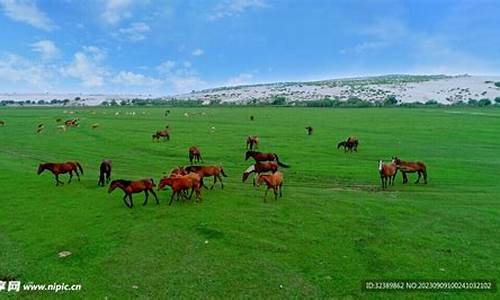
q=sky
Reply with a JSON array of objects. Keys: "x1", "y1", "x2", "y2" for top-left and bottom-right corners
[{"x1": 0, "y1": 0, "x2": 499, "y2": 95}]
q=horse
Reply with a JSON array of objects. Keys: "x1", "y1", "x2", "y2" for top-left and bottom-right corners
[
  {"x1": 188, "y1": 146, "x2": 202, "y2": 163},
  {"x1": 169, "y1": 166, "x2": 188, "y2": 177},
  {"x1": 242, "y1": 162, "x2": 279, "y2": 185},
  {"x1": 256, "y1": 172, "x2": 283, "y2": 201},
  {"x1": 152, "y1": 130, "x2": 170, "y2": 142},
  {"x1": 378, "y1": 160, "x2": 398, "y2": 189},
  {"x1": 245, "y1": 151, "x2": 289, "y2": 167},
  {"x1": 250, "y1": 115, "x2": 254, "y2": 121},
  {"x1": 158, "y1": 173, "x2": 202, "y2": 205},
  {"x1": 64, "y1": 118, "x2": 79, "y2": 127},
  {"x1": 37, "y1": 161, "x2": 84, "y2": 186},
  {"x1": 305, "y1": 126, "x2": 313, "y2": 135},
  {"x1": 108, "y1": 178, "x2": 158, "y2": 208},
  {"x1": 98, "y1": 159, "x2": 112, "y2": 187},
  {"x1": 184, "y1": 165, "x2": 228, "y2": 190},
  {"x1": 392, "y1": 157, "x2": 427, "y2": 184},
  {"x1": 0, "y1": 120, "x2": 5, "y2": 126},
  {"x1": 57, "y1": 125, "x2": 66, "y2": 132},
  {"x1": 36, "y1": 125, "x2": 44, "y2": 134},
  {"x1": 246, "y1": 136, "x2": 259, "y2": 150},
  {"x1": 337, "y1": 137, "x2": 359, "y2": 152},
  {"x1": 91, "y1": 123, "x2": 99, "y2": 129}
]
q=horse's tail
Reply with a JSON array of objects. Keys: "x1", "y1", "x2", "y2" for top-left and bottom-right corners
[
  {"x1": 220, "y1": 166, "x2": 228, "y2": 177},
  {"x1": 76, "y1": 162, "x2": 84, "y2": 175},
  {"x1": 274, "y1": 153, "x2": 290, "y2": 168}
]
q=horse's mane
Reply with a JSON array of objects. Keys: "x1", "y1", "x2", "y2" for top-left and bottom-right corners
[{"x1": 112, "y1": 179, "x2": 132, "y2": 186}]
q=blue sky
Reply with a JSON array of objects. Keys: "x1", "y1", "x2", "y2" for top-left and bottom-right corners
[{"x1": 0, "y1": 0, "x2": 499, "y2": 95}]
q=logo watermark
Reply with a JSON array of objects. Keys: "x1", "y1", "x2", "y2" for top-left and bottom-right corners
[{"x1": 0, "y1": 280, "x2": 81, "y2": 293}]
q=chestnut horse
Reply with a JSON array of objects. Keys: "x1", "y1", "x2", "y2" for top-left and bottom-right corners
[
  {"x1": 242, "y1": 162, "x2": 279, "y2": 185},
  {"x1": 245, "y1": 151, "x2": 289, "y2": 168},
  {"x1": 256, "y1": 172, "x2": 283, "y2": 201},
  {"x1": 37, "y1": 162, "x2": 84, "y2": 186},
  {"x1": 108, "y1": 178, "x2": 158, "y2": 208},
  {"x1": 188, "y1": 146, "x2": 202, "y2": 163},
  {"x1": 158, "y1": 173, "x2": 202, "y2": 205},
  {"x1": 246, "y1": 136, "x2": 259, "y2": 150},
  {"x1": 378, "y1": 160, "x2": 397, "y2": 189},
  {"x1": 392, "y1": 157, "x2": 427, "y2": 184},
  {"x1": 152, "y1": 130, "x2": 170, "y2": 141},
  {"x1": 184, "y1": 165, "x2": 228, "y2": 190},
  {"x1": 98, "y1": 159, "x2": 112, "y2": 187},
  {"x1": 337, "y1": 137, "x2": 359, "y2": 152}
]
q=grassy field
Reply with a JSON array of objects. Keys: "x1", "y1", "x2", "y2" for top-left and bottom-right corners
[{"x1": 0, "y1": 106, "x2": 499, "y2": 298}]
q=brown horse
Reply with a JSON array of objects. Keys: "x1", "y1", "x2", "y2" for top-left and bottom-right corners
[
  {"x1": 337, "y1": 137, "x2": 359, "y2": 152},
  {"x1": 392, "y1": 157, "x2": 427, "y2": 184},
  {"x1": 37, "y1": 161, "x2": 84, "y2": 186},
  {"x1": 169, "y1": 166, "x2": 189, "y2": 177},
  {"x1": 305, "y1": 126, "x2": 313, "y2": 135},
  {"x1": 242, "y1": 162, "x2": 279, "y2": 185},
  {"x1": 246, "y1": 136, "x2": 259, "y2": 150},
  {"x1": 245, "y1": 151, "x2": 289, "y2": 167},
  {"x1": 184, "y1": 165, "x2": 228, "y2": 189},
  {"x1": 108, "y1": 178, "x2": 158, "y2": 208},
  {"x1": 256, "y1": 172, "x2": 283, "y2": 201},
  {"x1": 188, "y1": 146, "x2": 202, "y2": 163},
  {"x1": 98, "y1": 159, "x2": 112, "y2": 187},
  {"x1": 158, "y1": 173, "x2": 202, "y2": 205},
  {"x1": 152, "y1": 130, "x2": 170, "y2": 141},
  {"x1": 64, "y1": 118, "x2": 79, "y2": 127},
  {"x1": 378, "y1": 160, "x2": 397, "y2": 189}
]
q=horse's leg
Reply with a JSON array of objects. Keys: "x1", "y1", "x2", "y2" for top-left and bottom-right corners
[
  {"x1": 169, "y1": 192, "x2": 175, "y2": 205},
  {"x1": 415, "y1": 171, "x2": 421, "y2": 184},
  {"x1": 423, "y1": 170, "x2": 428, "y2": 184},
  {"x1": 218, "y1": 175, "x2": 224, "y2": 189},
  {"x1": 188, "y1": 188, "x2": 194, "y2": 200},
  {"x1": 210, "y1": 176, "x2": 216, "y2": 190},
  {"x1": 263, "y1": 188, "x2": 268, "y2": 202},
  {"x1": 201, "y1": 178, "x2": 209, "y2": 190},
  {"x1": 129, "y1": 194, "x2": 134, "y2": 208},
  {"x1": 150, "y1": 189, "x2": 159, "y2": 204},
  {"x1": 68, "y1": 171, "x2": 73, "y2": 183},
  {"x1": 123, "y1": 194, "x2": 131, "y2": 208},
  {"x1": 55, "y1": 174, "x2": 64, "y2": 186},
  {"x1": 143, "y1": 190, "x2": 149, "y2": 206},
  {"x1": 402, "y1": 172, "x2": 408, "y2": 184},
  {"x1": 273, "y1": 187, "x2": 278, "y2": 200},
  {"x1": 75, "y1": 169, "x2": 80, "y2": 181},
  {"x1": 279, "y1": 183, "x2": 283, "y2": 197},
  {"x1": 380, "y1": 176, "x2": 384, "y2": 189}
]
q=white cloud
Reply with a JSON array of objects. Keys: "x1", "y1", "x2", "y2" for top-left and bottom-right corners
[
  {"x1": 118, "y1": 22, "x2": 150, "y2": 42},
  {"x1": 226, "y1": 73, "x2": 253, "y2": 86},
  {"x1": 192, "y1": 48, "x2": 204, "y2": 56},
  {"x1": 156, "y1": 59, "x2": 205, "y2": 93},
  {"x1": 156, "y1": 60, "x2": 176, "y2": 74},
  {"x1": 340, "y1": 41, "x2": 386, "y2": 55},
  {"x1": 0, "y1": 53, "x2": 53, "y2": 88},
  {"x1": 61, "y1": 47, "x2": 109, "y2": 87},
  {"x1": 167, "y1": 75, "x2": 206, "y2": 93},
  {"x1": 112, "y1": 71, "x2": 162, "y2": 86},
  {"x1": 208, "y1": 0, "x2": 268, "y2": 21},
  {"x1": 0, "y1": 0, "x2": 55, "y2": 30},
  {"x1": 31, "y1": 40, "x2": 59, "y2": 60},
  {"x1": 102, "y1": 0, "x2": 132, "y2": 25}
]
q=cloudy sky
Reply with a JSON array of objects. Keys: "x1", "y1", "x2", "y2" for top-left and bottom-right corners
[{"x1": 0, "y1": 0, "x2": 499, "y2": 95}]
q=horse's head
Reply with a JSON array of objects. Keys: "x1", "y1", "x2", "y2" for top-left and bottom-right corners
[
  {"x1": 242, "y1": 172, "x2": 251, "y2": 182},
  {"x1": 37, "y1": 164, "x2": 45, "y2": 175},
  {"x1": 245, "y1": 151, "x2": 253, "y2": 160},
  {"x1": 391, "y1": 157, "x2": 401, "y2": 165},
  {"x1": 108, "y1": 180, "x2": 120, "y2": 193},
  {"x1": 337, "y1": 142, "x2": 344, "y2": 149},
  {"x1": 378, "y1": 160, "x2": 384, "y2": 171},
  {"x1": 158, "y1": 178, "x2": 172, "y2": 191}
]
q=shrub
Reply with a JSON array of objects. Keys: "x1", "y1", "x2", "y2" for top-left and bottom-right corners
[
  {"x1": 494, "y1": 97, "x2": 500, "y2": 104},
  {"x1": 383, "y1": 95, "x2": 398, "y2": 106},
  {"x1": 478, "y1": 98, "x2": 492, "y2": 106},
  {"x1": 425, "y1": 100, "x2": 438, "y2": 105},
  {"x1": 495, "y1": 82, "x2": 500, "y2": 87}
]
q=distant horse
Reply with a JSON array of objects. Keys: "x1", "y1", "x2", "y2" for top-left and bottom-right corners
[
  {"x1": 57, "y1": 125, "x2": 66, "y2": 132},
  {"x1": 392, "y1": 157, "x2": 427, "y2": 184},
  {"x1": 245, "y1": 151, "x2": 289, "y2": 167},
  {"x1": 256, "y1": 172, "x2": 283, "y2": 201},
  {"x1": 0, "y1": 120, "x2": 5, "y2": 126},
  {"x1": 158, "y1": 173, "x2": 202, "y2": 205},
  {"x1": 242, "y1": 162, "x2": 279, "y2": 185},
  {"x1": 36, "y1": 124, "x2": 44, "y2": 134},
  {"x1": 152, "y1": 130, "x2": 170, "y2": 141},
  {"x1": 98, "y1": 159, "x2": 112, "y2": 186},
  {"x1": 91, "y1": 123, "x2": 99, "y2": 129},
  {"x1": 108, "y1": 178, "x2": 158, "y2": 208},
  {"x1": 337, "y1": 137, "x2": 359, "y2": 152},
  {"x1": 165, "y1": 110, "x2": 171, "y2": 117},
  {"x1": 250, "y1": 115, "x2": 255, "y2": 121},
  {"x1": 188, "y1": 146, "x2": 202, "y2": 163},
  {"x1": 378, "y1": 160, "x2": 397, "y2": 189},
  {"x1": 37, "y1": 161, "x2": 84, "y2": 186},
  {"x1": 184, "y1": 165, "x2": 228, "y2": 190},
  {"x1": 305, "y1": 126, "x2": 313, "y2": 135},
  {"x1": 246, "y1": 136, "x2": 259, "y2": 150},
  {"x1": 64, "y1": 118, "x2": 79, "y2": 127}
]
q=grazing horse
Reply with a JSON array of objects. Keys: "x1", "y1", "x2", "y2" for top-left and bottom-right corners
[
  {"x1": 36, "y1": 124, "x2": 45, "y2": 134},
  {"x1": 378, "y1": 160, "x2": 398, "y2": 189},
  {"x1": 158, "y1": 173, "x2": 202, "y2": 205},
  {"x1": 246, "y1": 136, "x2": 259, "y2": 150},
  {"x1": 37, "y1": 161, "x2": 84, "y2": 186},
  {"x1": 305, "y1": 126, "x2": 313, "y2": 135},
  {"x1": 91, "y1": 123, "x2": 99, "y2": 129},
  {"x1": 64, "y1": 118, "x2": 79, "y2": 127},
  {"x1": 242, "y1": 162, "x2": 279, "y2": 185},
  {"x1": 0, "y1": 120, "x2": 5, "y2": 126},
  {"x1": 152, "y1": 130, "x2": 170, "y2": 141},
  {"x1": 245, "y1": 151, "x2": 289, "y2": 168},
  {"x1": 188, "y1": 146, "x2": 202, "y2": 163},
  {"x1": 256, "y1": 172, "x2": 283, "y2": 201},
  {"x1": 184, "y1": 165, "x2": 228, "y2": 190},
  {"x1": 392, "y1": 157, "x2": 428, "y2": 184},
  {"x1": 108, "y1": 178, "x2": 158, "y2": 208},
  {"x1": 98, "y1": 159, "x2": 112, "y2": 186},
  {"x1": 337, "y1": 137, "x2": 359, "y2": 152}
]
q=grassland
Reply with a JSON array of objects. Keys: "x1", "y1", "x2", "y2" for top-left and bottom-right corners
[{"x1": 0, "y1": 107, "x2": 499, "y2": 298}]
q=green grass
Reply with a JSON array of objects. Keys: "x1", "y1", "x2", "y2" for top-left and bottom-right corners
[{"x1": 0, "y1": 106, "x2": 499, "y2": 298}]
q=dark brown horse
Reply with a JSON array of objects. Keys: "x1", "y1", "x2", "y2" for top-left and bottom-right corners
[
  {"x1": 245, "y1": 151, "x2": 289, "y2": 167},
  {"x1": 337, "y1": 137, "x2": 359, "y2": 152},
  {"x1": 378, "y1": 160, "x2": 397, "y2": 189},
  {"x1": 246, "y1": 136, "x2": 259, "y2": 150},
  {"x1": 158, "y1": 173, "x2": 202, "y2": 205},
  {"x1": 152, "y1": 130, "x2": 170, "y2": 141},
  {"x1": 242, "y1": 162, "x2": 279, "y2": 185},
  {"x1": 305, "y1": 126, "x2": 313, "y2": 135},
  {"x1": 108, "y1": 178, "x2": 158, "y2": 208},
  {"x1": 98, "y1": 159, "x2": 112, "y2": 187},
  {"x1": 188, "y1": 146, "x2": 202, "y2": 163},
  {"x1": 256, "y1": 171, "x2": 283, "y2": 201},
  {"x1": 37, "y1": 161, "x2": 84, "y2": 186},
  {"x1": 392, "y1": 157, "x2": 427, "y2": 184},
  {"x1": 184, "y1": 165, "x2": 228, "y2": 190}
]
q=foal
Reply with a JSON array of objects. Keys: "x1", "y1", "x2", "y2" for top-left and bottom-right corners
[
  {"x1": 378, "y1": 160, "x2": 397, "y2": 189},
  {"x1": 108, "y1": 178, "x2": 158, "y2": 208},
  {"x1": 98, "y1": 159, "x2": 112, "y2": 186},
  {"x1": 256, "y1": 172, "x2": 284, "y2": 201}
]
